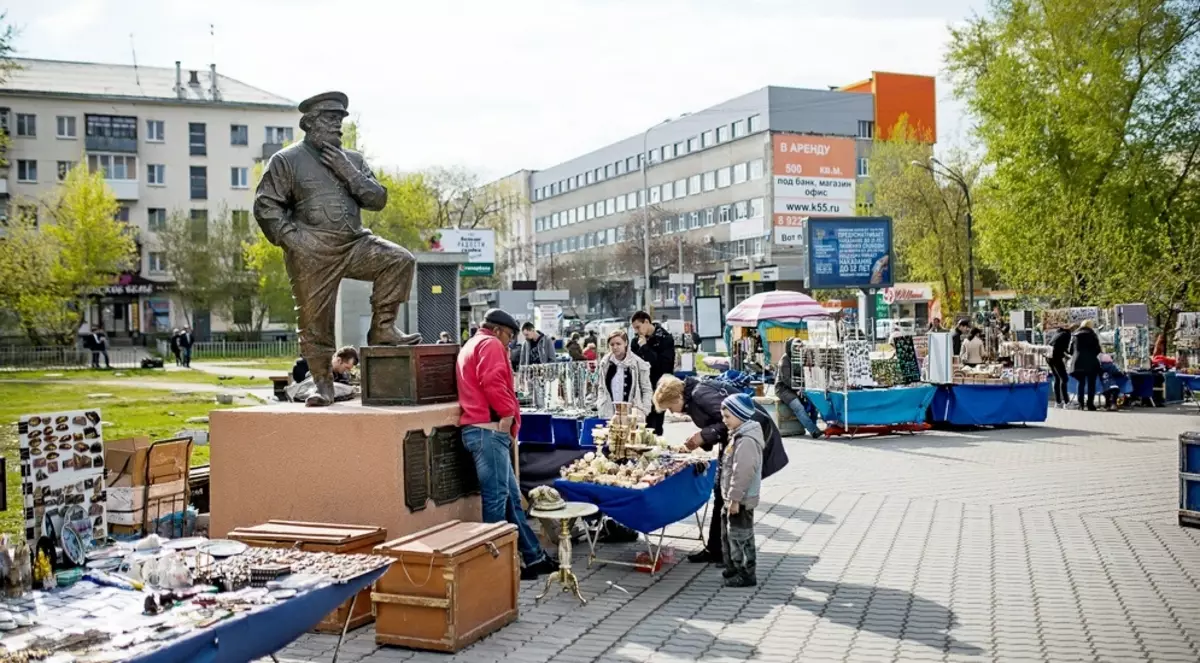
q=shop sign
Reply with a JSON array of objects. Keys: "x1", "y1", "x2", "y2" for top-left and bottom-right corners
[
  {"x1": 432, "y1": 229, "x2": 495, "y2": 277},
  {"x1": 882, "y1": 283, "x2": 933, "y2": 304},
  {"x1": 760, "y1": 266, "x2": 780, "y2": 282},
  {"x1": 98, "y1": 283, "x2": 156, "y2": 295}
]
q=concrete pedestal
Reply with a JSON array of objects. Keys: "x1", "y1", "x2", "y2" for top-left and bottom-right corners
[{"x1": 209, "y1": 401, "x2": 480, "y2": 538}]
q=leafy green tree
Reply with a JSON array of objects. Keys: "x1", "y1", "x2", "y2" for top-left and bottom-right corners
[
  {"x1": 156, "y1": 206, "x2": 250, "y2": 331},
  {"x1": 946, "y1": 0, "x2": 1200, "y2": 324}
]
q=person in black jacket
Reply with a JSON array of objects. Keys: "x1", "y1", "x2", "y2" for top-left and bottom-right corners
[
  {"x1": 169, "y1": 329, "x2": 183, "y2": 366},
  {"x1": 1069, "y1": 319, "x2": 1102, "y2": 411},
  {"x1": 631, "y1": 311, "x2": 676, "y2": 435},
  {"x1": 653, "y1": 374, "x2": 789, "y2": 564},
  {"x1": 1047, "y1": 325, "x2": 1073, "y2": 407},
  {"x1": 292, "y1": 346, "x2": 359, "y2": 385},
  {"x1": 951, "y1": 319, "x2": 971, "y2": 356}
]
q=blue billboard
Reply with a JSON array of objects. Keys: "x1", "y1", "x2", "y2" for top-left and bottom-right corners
[{"x1": 806, "y1": 217, "x2": 894, "y2": 289}]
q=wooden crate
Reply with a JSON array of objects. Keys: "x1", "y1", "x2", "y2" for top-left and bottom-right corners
[
  {"x1": 227, "y1": 520, "x2": 387, "y2": 633},
  {"x1": 372, "y1": 520, "x2": 518, "y2": 652},
  {"x1": 360, "y1": 345, "x2": 459, "y2": 406}
]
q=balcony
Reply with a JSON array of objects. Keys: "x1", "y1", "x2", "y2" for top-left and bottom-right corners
[
  {"x1": 106, "y1": 179, "x2": 139, "y2": 201},
  {"x1": 262, "y1": 143, "x2": 283, "y2": 160},
  {"x1": 86, "y1": 135, "x2": 138, "y2": 153}
]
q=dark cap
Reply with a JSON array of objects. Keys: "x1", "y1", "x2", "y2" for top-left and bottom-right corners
[
  {"x1": 298, "y1": 91, "x2": 349, "y2": 115},
  {"x1": 483, "y1": 308, "x2": 519, "y2": 333}
]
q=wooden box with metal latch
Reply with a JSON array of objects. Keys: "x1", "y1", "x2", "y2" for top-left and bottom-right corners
[
  {"x1": 360, "y1": 344, "x2": 459, "y2": 406},
  {"x1": 226, "y1": 520, "x2": 387, "y2": 633},
  {"x1": 372, "y1": 520, "x2": 518, "y2": 652}
]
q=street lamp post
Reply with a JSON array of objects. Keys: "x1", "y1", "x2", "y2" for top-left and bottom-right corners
[{"x1": 913, "y1": 158, "x2": 975, "y2": 318}]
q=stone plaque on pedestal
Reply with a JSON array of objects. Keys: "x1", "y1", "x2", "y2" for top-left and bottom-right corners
[
  {"x1": 361, "y1": 345, "x2": 459, "y2": 406},
  {"x1": 429, "y1": 426, "x2": 479, "y2": 505}
]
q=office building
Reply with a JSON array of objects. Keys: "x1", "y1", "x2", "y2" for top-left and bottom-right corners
[
  {"x1": 496, "y1": 71, "x2": 936, "y2": 320},
  {"x1": 0, "y1": 58, "x2": 300, "y2": 340}
]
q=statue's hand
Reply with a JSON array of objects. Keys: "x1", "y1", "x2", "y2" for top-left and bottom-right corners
[{"x1": 320, "y1": 145, "x2": 358, "y2": 183}]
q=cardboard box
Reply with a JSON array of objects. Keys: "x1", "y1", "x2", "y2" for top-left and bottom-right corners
[{"x1": 105, "y1": 436, "x2": 191, "y2": 488}]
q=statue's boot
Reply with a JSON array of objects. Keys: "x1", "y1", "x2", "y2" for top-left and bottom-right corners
[
  {"x1": 305, "y1": 358, "x2": 336, "y2": 407},
  {"x1": 368, "y1": 310, "x2": 421, "y2": 346}
]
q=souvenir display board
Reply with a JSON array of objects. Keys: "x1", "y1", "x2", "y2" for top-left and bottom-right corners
[
  {"x1": 18, "y1": 409, "x2": 107, "y2": 550},
  {"x1": 1042, "y1": 307, "x2": 1101, "y2": 330}
]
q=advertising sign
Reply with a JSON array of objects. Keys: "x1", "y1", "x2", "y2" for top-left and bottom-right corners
[
  {"x1": 433, "y1": 229, "x2": 496, "y2": 276},
  {"x1": 772, "y1": 135, "x2": 857, "y2": 223},
  {"x1": 806, "y1": 217, "x2": 894, "y2": 289}
]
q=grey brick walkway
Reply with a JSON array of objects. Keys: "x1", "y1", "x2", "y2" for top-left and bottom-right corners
[{"x1": 270, "y1": 406, "x2": 1200, "y2": 662}]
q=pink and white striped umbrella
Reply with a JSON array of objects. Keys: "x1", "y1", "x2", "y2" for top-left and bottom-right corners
[{"x1": 725, "y1": 290, "x2": 830, "y2": 326}]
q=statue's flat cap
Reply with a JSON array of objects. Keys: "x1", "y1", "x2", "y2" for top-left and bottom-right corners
[{"x1": 299, "y1": 91, "x2": 349, "y2": 115}]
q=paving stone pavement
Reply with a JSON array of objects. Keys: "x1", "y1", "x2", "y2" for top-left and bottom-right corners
[{"x1": 266, "y1": 405, "x2": 1200, "y2": 663}]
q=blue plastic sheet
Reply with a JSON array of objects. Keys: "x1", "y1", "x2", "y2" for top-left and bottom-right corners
[
  {"x1": 930, "y1": 383, "x2": 1050, "y2": 426},
  {"x1": 1179, "y1": 374, "x2": 1200, "y2": 392},
  {"x1": 1067, "y1": 374, "x2": 1132, "y2": 396},
  {"x1": 129, "y1": 565, "x2": 389, "y2": 663},
  {"x1": 554, "y1": 461, "x2": 717, "y2": 533},
  {"x1": 805, "y1": 385, "x2": 936, "y2": 426}
]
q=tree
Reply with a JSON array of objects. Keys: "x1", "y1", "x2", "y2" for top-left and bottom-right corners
[
  {"x1": 0, "y1": 214, "x2": 72, "y2": 344},
  {"x1": 0, "y1": 14, "x2": 17, "y2": 167},
  {"x1": 614, "y1": 206, "x2": 707, "y2": 279},
  {"x1": 423, "y1": 166, "x2": 523, "y2": 234},
  {"x1": 862, "y1": 116, "x2": 976, "y2": 313},
  {"x1": 946, "y1": 0, "x2": 1200, "y2": 324},
  {"x1": 156, "y1": 206, "x2": 252, "y2": 331}
]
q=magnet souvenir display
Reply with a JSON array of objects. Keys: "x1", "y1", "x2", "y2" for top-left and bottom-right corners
[{"x1": 18, "y1": 410, "x2": 107, "y2": 551}]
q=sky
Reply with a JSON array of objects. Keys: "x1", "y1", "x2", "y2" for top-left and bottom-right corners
[{"x1": 10, "y1": 0, "x2": 987, "y2": 180}]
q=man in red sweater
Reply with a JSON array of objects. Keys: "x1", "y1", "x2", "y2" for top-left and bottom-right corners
[{"x1": 457, "y1": 308, "x2": 554, "y2": 580}]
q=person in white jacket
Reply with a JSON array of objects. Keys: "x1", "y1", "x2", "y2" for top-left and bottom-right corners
[{"x1": 595, "y1": 329, "x2": 653, "y2": 419}]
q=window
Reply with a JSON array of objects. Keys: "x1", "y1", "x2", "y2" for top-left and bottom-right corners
[
  {"x1": 189, "y1": 209, "x2": 209, "y2": 242},
  {"x1": 674, "y1": 142, "x2": 684, "y2": 158},
  {"x1": 749, "y1": 158, "x2": 765, "y2": 180},
  {"x1": 626, "y1": 156, "x2": 636, "y2": 172},
  {"x1": 586, "y1": 203, "x2": 595, "y2": 220},
  {"x1": 704, "y1": 208, "x2": 716, "y2": 227},
  {"x1": 750, "y1": 197, "x2": 764, "y2": 218},
  {"x1": 702, "y1": 171, "x2": 716, "y2": 191},
  {"x1": 559, "y1": 179, "x2": 567, "y2": 192},
  {"x1": 16, "y1": 113, "x2": 36, "y2": 137},
  {"x1": 664, "y1": 216, "x2": 675, "y2": 234},
  {"x1": 606, "y1": 198, "x2": 615, "y2": 215},
  {"x1": 663, "y1": 144, "x2": 674, "y2": 160},
  {"x1": 717, "y1": 167, "x2": 732, "y2": 188},
  {"x1": 688, "y1": 174, "x2": 701, "y2": 195},
  {"x1": 732, "y1": 120, "x2": 746, "y2": 138},
  {"x1": 146, "y1": 120, "x2": 165, "y2": 142},
  {"x1": 650, "y1": 186, "x2": 661, "y2": 204},
  {"x1": 603, "y1": 164, "x2": 612, "y2": 179},
  {"x1": 617, "y1": 226, "x2": 626, "y2": 242},
  {"x1": 719, "y1": 205, "x2": 731, "y2": 224},
  {"x1": 857, "y1": 157, "x2": 869, "y2": 177},
  {"x1": 190, "y1": 166, "x2": 207, "y2": 200},
  {"x1": 733, "y1": 162, "x2": 748, "y2": 184},
  {"x1": 533, "y1": 189, "x2": 541, "y2": 202},
  {"x1": 616, "y1": 195, "x2": 626, "y2": 213},
  {"x1": 148, "y1": 164, "x2": 166, "y2": 186},
  {"x1": 748, "y1": 115, "x2": 762, "y2": 133},
  {"x1": 88, "y1": 154, "x2": 137, "y2": 179},
  {"x1": 734, "y1": 201, "x2": 748, "y2": 220},
  {"x1": 661, "y1": 182, "x2": 673, "y2": 202},
  {"x1": 114, "y1": 206, "x2": 130, "y2": 222},
  {"x1": 701, "y1": 130, "x2": 714, "y2": 148},
  {"x1": 148, "y1": 252, "x2": 168, "y2": 273},
  {"x1": 690, "y1": 211, "x2": 700, "y2": 229},
  {"x1": 596, "y1": 230, "x2": 606, "y2": 246},
  {"x1": 687, "y1": 137, "x2": 697, "y2": 153},
  {"x1": 231, "y1": 167, "x2": 249, "y2": 188},
  {"x1": 649, "y1": 147, "x2": 661, "y2": 164},
  {"x1": 56, "y1": 116, "x2": 77, "y2": 138},
  {"x1": 593, "y1": 168, "x2": 602, "y2": 182},
  {"x1": 230, "y1": 124, "x2": 249, "y2": 145},
  {"x1": 148, "y1": 208, "x2": 167, "y2": 231},
  {"x1": 717, "y1": 125, "x2": 729, "y2": 143},
  {"x1": 84, "y1": 115, "x2": 137, "y2": 144},
  {"x1": 576, "y1": 206, "x2": 584, "y2": 222},
  {"x1": 535, "y1": 217, "x2": 544, "y2": 232},
  {"x1": 232, "y1": 210, "x2": 251, "y2": 235},
  {"x1": 265, "y1": 126, "x2": 293, "y2": 144},
  {"x1": 614, "y1": 160, "x2": 625, "y2": 176},
  {"x1": 16, "y1": 160, "x2": 37, "y2": 182},
  {"x1": 858, "y1": 120, "x2": 875, "y2": 139},
  {"x1": 56, "y1": 161, "x2": 75, "y2": 182},
  {"x1": 189, "y1": 123, "x2": 206, "y2": 155},
  {"x1": 585, "y1": 171, "x2": 595, "y2": 185},
  {"x1": 626, "y1": 192, "x2": 637, "y2": 209},
  {"x1": 607, "y1": 228, "x2": 616, "y2": 244}
]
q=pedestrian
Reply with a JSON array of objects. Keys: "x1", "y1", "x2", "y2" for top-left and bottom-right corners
[
  {"x1": 565, "y1": 333, "x2": 585, "y2": 361},
  {"x1": 774, "y1": 348, "x2": 822, "y2": 438},
  {"x1": 86, "y1": 330, "x2": 110, "y2": 369},
  {"x1": 169, "y1": 329, "x2": 182, "y2": 366},
  {"x1": 631, "y1": 310, "x2": 676, "y2": 435},
  {"x1": 178, "y1": 327, "x2": 194, "y2": 367},
  {"x1": 595, "y1": 329, "x2": 652, "y2": 419},
  {"x1": 927, "y1": 318, "x2": 945, "y2": 333},
  {"x1": 455, "y1": 308, "x2": 555, "y2": 580},
  {"x1": 960, "y1": 328, "x2": 986, "y2": 367},
  {"x1": 718, "y1": 393, "x2": 763, "y2": 588},
  {"x1": 1069, "y1": 319, "x2": 1102, "y2": 411},
  {"x1": 653, "y1": 374, "x2": 788, "y2": 564},
  {"x1": 1047, "y1": 325, "x2": 1073, "y2": 408},
  {"x1": 517, "y1": 322, "x2": 555, "y2": 367},
  {"x1": 583, "y1": 343, "x2": 598, "y2": 361},
  {"x1": 1098, "y1": 352, "x2": 1125, "y2": 411},
  {"x1": 436, "y1": 331, "x2": 454, "y2": 344},
  {"x1": 951, "y1": 319, "x2": 971, "y2": 356},
  {"x1": 292, "y1": 346, "x2": 358, "y2": 385}
]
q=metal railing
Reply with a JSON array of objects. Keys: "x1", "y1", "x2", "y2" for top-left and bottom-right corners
[
  {"x1": 155, "y1": 339, "x2": 299, "y2": 360},
  {"x1": 0, "y1": 346, "x2": 146, "y2": 371}
]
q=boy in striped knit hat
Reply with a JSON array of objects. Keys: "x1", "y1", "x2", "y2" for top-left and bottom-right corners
[{"x1": 719, "y1": 392, "x2": 764, "y2": 587}]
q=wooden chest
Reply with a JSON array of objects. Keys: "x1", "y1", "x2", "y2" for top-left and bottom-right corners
[
  {"x1": 372, "y1": 520, "x2": 518, "y2": 652},
  {"x1": 227, "y1": 520, "x2": 387, "y2": 633},
  {"x1": 361, "y1": 345, "x2": 459, "y2": 406}
]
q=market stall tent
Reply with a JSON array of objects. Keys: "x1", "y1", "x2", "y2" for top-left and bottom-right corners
[{"x1": 724, "y1": 291, "x2": 831, "y2": 363}]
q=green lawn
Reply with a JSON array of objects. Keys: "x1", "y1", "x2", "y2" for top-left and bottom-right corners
[
  {"x1": 201, "y1": 359, "x2": 296, "y2": 372},
  {"x1": 0, "y1": 382, "x2": 243, "y2": 538},
  {"x1": 0, "y1": 368, "x2": 269, "y2": 388}
]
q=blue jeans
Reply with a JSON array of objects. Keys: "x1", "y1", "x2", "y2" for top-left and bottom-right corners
[
  {"x1": 462, "y1": 426, "x2": 547, "y2": 567},
  {"x1": 784, "y1": 396, "x2": 821, "y2": 436}
]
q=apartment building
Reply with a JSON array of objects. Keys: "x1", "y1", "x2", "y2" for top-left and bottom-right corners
[
  {"x1": 497, "y1": 72, "x2": 936, "y2": 319},
  {"x1": 0, "y1": 58, "x2": 300, "y2": 340}
]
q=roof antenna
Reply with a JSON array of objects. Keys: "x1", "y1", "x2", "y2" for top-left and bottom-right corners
[{"x1": 129, "y1": 33, "x2": 141, "y2": 88}]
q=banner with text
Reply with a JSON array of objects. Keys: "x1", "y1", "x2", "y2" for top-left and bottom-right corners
[
  {"x1": 772, "y1": 135, "x2": 857, "y2": 225},
  {"x1": 434, "y1": 229, "x2": 496, "y2": 276},
  {"x1": 807, "y1": 217, "x2": 894, "y2": 289}
]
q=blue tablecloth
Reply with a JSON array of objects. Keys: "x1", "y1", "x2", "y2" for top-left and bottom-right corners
[
  {"x1": 1067, "y1": 374, "x2": 1132, "y2": 396},
  {"x1": 1179, "y1": 374, "x2": 1200, "y2": 391},
  {"x1": 554, "y1": 461, "x2": 717, "y2": 533},
  {"x1": 931, "y1": 383, "x2": 1050, "y2": 426},
  {"x1": 1128, "y1": 371, "x2": 1157, "y2": 399},
  {"x1": 130, "y1": 565, "x2": 389, "y2": 663},
  {"x1": 805, "y1": 385, "x2": 936, "y2": 427}
]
